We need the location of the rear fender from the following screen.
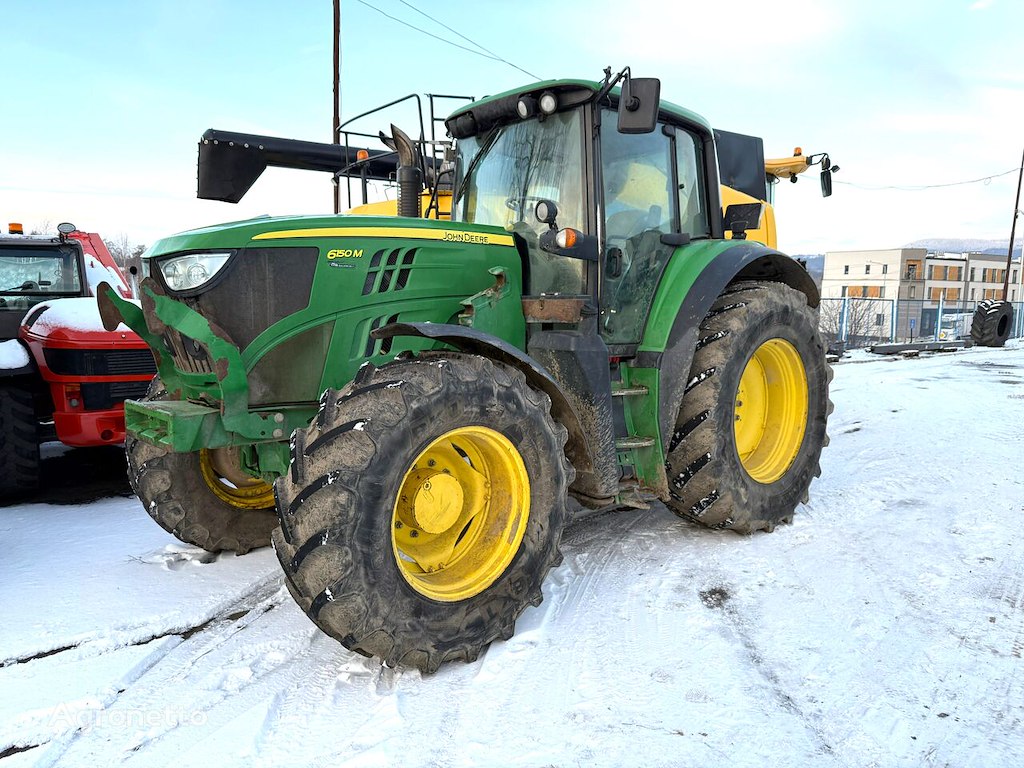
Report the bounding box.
[372,321,594,474]
[625,241,819,495]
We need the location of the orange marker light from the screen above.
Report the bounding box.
[793,147,803,156]
[356,149,369,162]
[555,228,579,249]
[9,222,24,235]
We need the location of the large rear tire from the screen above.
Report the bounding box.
[665,282,831,533]
[0,385,40,497]
[274,353,572,673]
[126,382,277,553]
[971,300,1013,347]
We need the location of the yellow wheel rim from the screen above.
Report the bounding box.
[199,448,275,509]
[734,338,809,484]
[391,426,530,602]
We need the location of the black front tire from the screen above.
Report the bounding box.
[665,282,831,533]
[0,385,40,497]
[273,353,572,673]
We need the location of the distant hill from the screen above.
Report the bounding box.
[794,254,824,286]
[904,238,1023,258]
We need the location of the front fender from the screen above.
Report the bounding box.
[373,321,594,474]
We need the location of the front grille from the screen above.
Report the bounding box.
[44,348,157,377]
[183,247,319,351]
[81,380,152,410]
[163,331,214,374]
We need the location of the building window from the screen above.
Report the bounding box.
[1013,269,1018,283]
[843,265,849,275]
[927,265,934,280]
[909,284,916,298]
[906,264,917,280]
[970,267,976,282]
[879,286,885,299]
[841,286,847,297]
[875,313,884,327]
[865,264,871,275]
[882,264,888,274]
[970,287,975,300]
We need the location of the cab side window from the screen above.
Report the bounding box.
[675,128,710,238]
[601,125,673,246]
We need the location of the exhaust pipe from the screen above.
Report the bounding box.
[385,124,422,219]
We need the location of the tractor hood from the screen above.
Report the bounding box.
[141,214,515,260]
[101,213,526,447]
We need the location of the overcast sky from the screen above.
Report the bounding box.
[1,0,1021,255]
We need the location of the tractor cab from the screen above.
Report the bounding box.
[0,224,86,339]
[446,74,718,348]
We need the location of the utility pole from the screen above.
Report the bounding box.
[333,0,342,214]
[1002,147,1024,300]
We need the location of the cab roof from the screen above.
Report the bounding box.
[446,78,713,134]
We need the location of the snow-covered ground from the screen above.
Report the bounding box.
[2,342,1022,767]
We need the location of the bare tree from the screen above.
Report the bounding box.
[104,234,146,279]
[818,298,888,348]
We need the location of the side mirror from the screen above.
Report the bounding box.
[820,167,833,198]
[617,77,660,134]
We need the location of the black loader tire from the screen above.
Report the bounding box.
[971,299,1013,347]
[274,353,573,673]
[126,381,277,553]
[0,385,40,496]
[665,281,832,533]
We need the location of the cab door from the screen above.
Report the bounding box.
[599,116,710,346]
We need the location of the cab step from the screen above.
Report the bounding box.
[615,436,655,450]
[611,385,649,397]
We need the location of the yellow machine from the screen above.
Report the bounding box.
[351,148,833,252]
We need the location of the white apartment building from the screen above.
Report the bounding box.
[821,248,1023,341]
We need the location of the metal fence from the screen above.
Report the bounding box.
[819,298,1024,349]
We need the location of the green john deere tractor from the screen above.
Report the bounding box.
[99,68,832,673]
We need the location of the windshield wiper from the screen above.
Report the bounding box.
[454,128,502,205]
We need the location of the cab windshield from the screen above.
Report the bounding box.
[0,245,82,311]
[452,109,587,294]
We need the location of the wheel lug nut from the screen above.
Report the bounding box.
[427,459,436,467]
[395,520,403,529]
[410,530,419,538]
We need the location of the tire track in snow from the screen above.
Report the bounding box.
[26,577,297,767]
[697,585,843,764]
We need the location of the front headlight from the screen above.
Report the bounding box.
[157,252,232,292]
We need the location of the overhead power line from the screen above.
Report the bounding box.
[836,168,1018,191]
[395,0,541,80]
[354,0,540,80]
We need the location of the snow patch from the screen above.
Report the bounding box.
[0,338,30,369]
[25,297,138,334]
[83,257,130,296]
